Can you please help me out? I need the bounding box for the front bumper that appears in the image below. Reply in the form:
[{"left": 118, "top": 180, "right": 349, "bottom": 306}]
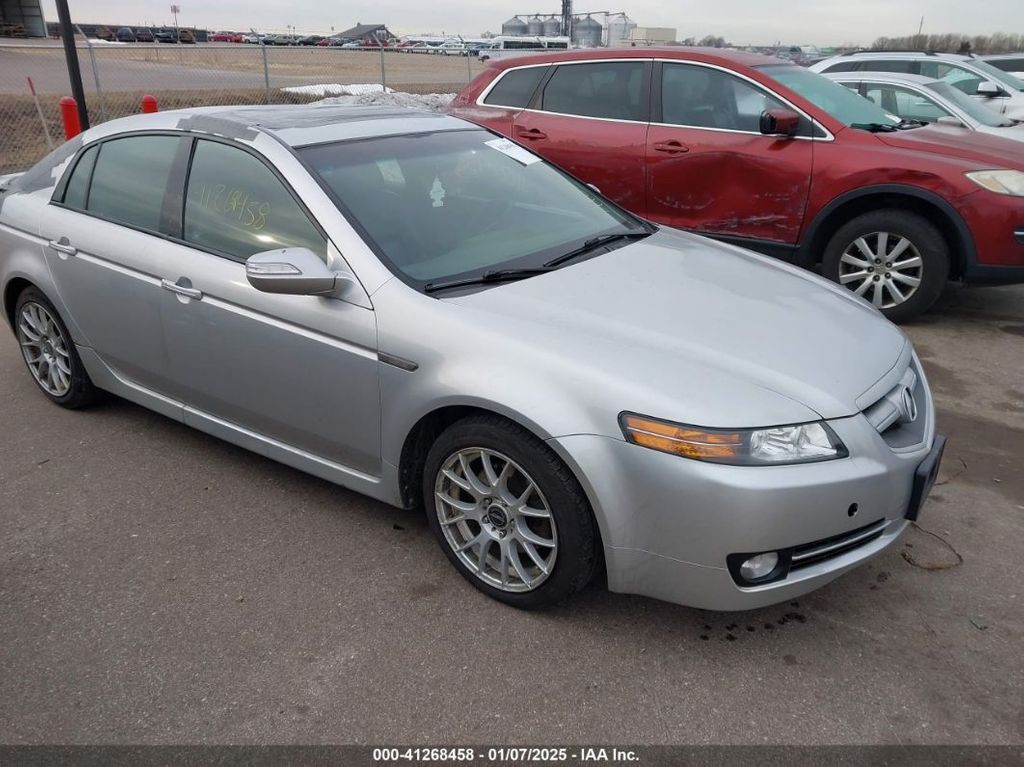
[{"left": 550, "top": 406, "right": 937, "bottom": 612}]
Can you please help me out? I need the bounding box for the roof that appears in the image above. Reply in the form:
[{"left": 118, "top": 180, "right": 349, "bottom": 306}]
[
  {"left": 336, "top": 23, "right": 390, "bottom": 39},
  {"left": 486, "top": 46, "right": 785, "bottom": 71},
  {"left": 80, "top": 104, "right": 477, "bottom": 148}
]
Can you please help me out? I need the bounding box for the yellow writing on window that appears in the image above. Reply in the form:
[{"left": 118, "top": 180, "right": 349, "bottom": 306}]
[{"left": 197, "top": 183, "right": 270, "bottom": 230}]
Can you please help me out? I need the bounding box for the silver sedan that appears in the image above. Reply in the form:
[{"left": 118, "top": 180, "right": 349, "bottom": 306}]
[{"left": 0, "top": 106, "right": 945, "bottom": 610}]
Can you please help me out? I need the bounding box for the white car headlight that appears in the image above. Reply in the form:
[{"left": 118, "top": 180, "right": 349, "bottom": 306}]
[
  {"left": 965, "top": 169, "right": 1024, "bottom": 196},
  {"left": 620, "top": 413, "right": 848, "bottom": 466}
]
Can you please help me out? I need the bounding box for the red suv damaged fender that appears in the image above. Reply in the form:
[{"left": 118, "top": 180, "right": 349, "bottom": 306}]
[{"left": 449, "top": 48, "right": 1024, "bottom": 321}]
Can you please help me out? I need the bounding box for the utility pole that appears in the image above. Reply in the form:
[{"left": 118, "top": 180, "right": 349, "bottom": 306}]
[
  {"left": 171, "top": 4, "right": 180, "bottom": 43},
  {"left": 54, "top": 0, "right": 89, "bottom": 130}
]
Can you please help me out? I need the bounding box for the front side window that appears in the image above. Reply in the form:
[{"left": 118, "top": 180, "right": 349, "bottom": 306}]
[
  {"left": 541, "top": 61, "right": 647, "bottom": 121},
  {"left": 862, "top": 84, "right": 949, "bottom": 123},
  {"left": 661, "top": 63, "right": 800, "bottom": 133},
  {"left": 86, "top": 135, "right": 183, "bottom": 232},
  {"left": 483, "top": 66, "right": 549, "bottom": 108},
  {"left": 300, "top": 130, "right": 645, "bottom": 286},
  {"left": 183, "top": 140, "right": 326, "bottom": 261}
]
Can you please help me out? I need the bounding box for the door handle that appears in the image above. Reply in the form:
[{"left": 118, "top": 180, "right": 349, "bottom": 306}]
[
  {"left": 516, "top": 127, "right": 547, "bottom": 140},
  {"left": 161, "top": 279, "right": 203, "bottom": 300},
  {"left": 47, "top": 238, "right": 77, "bottom": 256},
  {"left": 652, "top": 141, "right": 689, "bottom": 154}
]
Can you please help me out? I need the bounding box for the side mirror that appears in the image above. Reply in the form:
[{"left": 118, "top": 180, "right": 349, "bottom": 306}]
[
  {"left": 759, "top": 108, "right": 801, "bottom": 137},
  {"left": 977, "top": 81, "right": 1003, "bottom": 98},
  {"left": 936, "top": 115, "right": 966, "bottom": 128},
  {"left": 245, "top": 248, "right": 352, "bottom": 296}
]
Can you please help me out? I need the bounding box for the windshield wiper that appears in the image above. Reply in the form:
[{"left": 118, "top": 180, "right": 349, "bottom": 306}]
[
  {"left": 423, "top": 267, "right": 551, "bottom": 294},
  {"left": 896, "top": 118, "right": 927, "bottom": 129},
  {"left": 543, "top": 231, "right": 651, "bottom": 269},
  {"left": 850, "top": 122, "right": 900, "bottom": 133}
]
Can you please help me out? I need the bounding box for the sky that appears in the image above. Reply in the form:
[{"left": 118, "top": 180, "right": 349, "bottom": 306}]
[{"left": 43, "top": 0, "right": 1024, "bottom": 46}]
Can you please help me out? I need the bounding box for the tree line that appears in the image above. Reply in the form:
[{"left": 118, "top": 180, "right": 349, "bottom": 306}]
[{"left": 872, "top": 33, "right": 1024, "bottom": 54}]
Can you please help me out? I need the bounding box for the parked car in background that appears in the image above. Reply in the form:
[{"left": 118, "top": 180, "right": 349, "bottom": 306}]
[
  {"left": 135, "top": 27, "right": 155, "bottom": 43},
  {"left": 825, "top": 71, "right": 1024, "bottom": 142},
  {"left": 154, "top": 28, "right": 176, "bottom": 43},
  {"left": 478, "top": 36, "right": 570, "bottom": 62},
  {"left": 450, "top": 48, "right": 1024, "bottom": 320},
  {"left": 340, "top": 41, "right": 362, "bottom": 49},
  {"left": 0, "top": 105, "right": 943, "bottom": 612},
  {"left": 810, "top": 51, "right": 1024, "bottom": 121},
  {"left": 94, "top": 26, "right": 114, "bottom": 41},
  {"left": 266, "top": 34, "right": 297, "bottom": 46},
  {"left": 210, "top": 31, "right": 243, "bottom": 43},
  {"left": 115, "top": 27, "right": 136, "bottom": 43},
  {"left": 298, "top": 35, "right": 325, "bottom": 46},
  {"left": 434, "top": 41, "right": 468, "bottom": 56},
  {"left": 981, "top": 54, "right": 1024, "bottom": 79},
  {"left": 177, "top": 29, "right": 195, "bottom": 44}
]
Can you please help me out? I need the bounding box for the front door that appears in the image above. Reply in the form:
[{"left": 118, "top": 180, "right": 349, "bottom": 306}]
[
  {"left": 157, "top": 138, "right": 381, "bottom": 476},
  {"left": 646, "top": 61, "right": 815, "bottom": 246}
]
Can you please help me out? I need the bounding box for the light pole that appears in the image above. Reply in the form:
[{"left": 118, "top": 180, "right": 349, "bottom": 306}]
[{"left": 170, "top": 4, "right": 180, "bottom": 43}]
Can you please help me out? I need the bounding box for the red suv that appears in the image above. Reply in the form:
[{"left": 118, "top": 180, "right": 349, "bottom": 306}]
[{"left": 450, "top": 48, "right": 1024, "bottom": 321}]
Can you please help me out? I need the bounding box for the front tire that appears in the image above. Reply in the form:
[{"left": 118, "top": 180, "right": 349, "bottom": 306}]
[
  {"left": 822, "top": 210, "right": 949, "bottom": 323},
  {"left": 423, "top": 415, "right": 598, "bottom": 609},
  {"left": 14, "top": 287, "right": 100, "bottom": 409}
]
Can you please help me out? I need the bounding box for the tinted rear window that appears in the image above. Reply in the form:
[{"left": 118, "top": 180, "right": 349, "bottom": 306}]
[
  {"left": 87, "top": 135, "right": 182, "bottom": 232},
  {"left": 541, "top": 61, "right": 647, "bottom": 121},
  {"left": 483, "top": 66, "right": 549, "bottom": 108}
]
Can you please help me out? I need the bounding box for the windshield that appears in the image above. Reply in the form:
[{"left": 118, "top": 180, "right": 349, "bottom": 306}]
[
  {"left": 925, "top": 80, "right": 1016, "bottom": 127},
  {"left": 301, "top": 130, "right": 645, "bottom": 287},
  {"left": 758, "top": 64, "right": 901, "bottom": 128},
  {"left": 971, "top": 59, "right": 1024, "bottom": 92}
]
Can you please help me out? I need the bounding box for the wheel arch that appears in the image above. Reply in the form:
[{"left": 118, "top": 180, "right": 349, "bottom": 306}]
[
  {"left": 3, "top": 276, "right": 33, "bottom": 331},
  {"left": 799, "top": 185, "right": 975, "bottom": 279}
]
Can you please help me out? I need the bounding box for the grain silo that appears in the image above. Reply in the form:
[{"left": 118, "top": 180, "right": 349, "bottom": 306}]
[
  {"left": 501, "top": 16, "right": 528, "bottom": 36},
  {"left": 572, "top": 15, "right": 603, "bottom": 48},
  {"left": 542, "top": 16, "right": 562, "bottom": 37},
  {"left": 527, "top": 15, "right": 545, "bottom": 36}
]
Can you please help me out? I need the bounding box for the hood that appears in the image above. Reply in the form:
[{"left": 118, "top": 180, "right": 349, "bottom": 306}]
[
  {"left": 875, "top": 123, "right": 1024, "bottom": 168},
  {"left": 445, "top": 229, "right": 908, "bottom": 427}
]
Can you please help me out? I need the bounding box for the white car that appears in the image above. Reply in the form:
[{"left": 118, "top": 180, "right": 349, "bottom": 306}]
[
  {"left": 981, "top": 54, "right": 1024, "bottom": 80},
  {"left": 811, "top": 51, "right": 1024, "bottom": 121},
  {"left": 433, "top": 42, "right": 467, "bottom": 56},
  {"left": 824, "top": 71, "right": 1024, "bottom": 142}
]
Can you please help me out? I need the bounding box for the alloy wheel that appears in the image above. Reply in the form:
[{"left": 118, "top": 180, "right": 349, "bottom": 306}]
[
  {"left": 838, "top": 231, "right": 923, "bottom": 309},
  {"left": 17, "top": 301, "right": 73, "bottom": 397},
  {"left": 434, "top": 447, "right": 558, "bottom": 593}
]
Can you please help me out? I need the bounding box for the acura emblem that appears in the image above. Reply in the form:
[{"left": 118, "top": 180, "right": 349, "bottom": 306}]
[{"left": 899, "top": 386, "right": 918, "bottom": 424}]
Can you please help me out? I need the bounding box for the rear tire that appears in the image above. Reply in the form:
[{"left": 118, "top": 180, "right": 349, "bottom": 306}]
[
  {"left": 423, "top": 415, "right": 598, "bottom": 610},
  {"left": 822, "top": 209, "right": 949, "bottom": 323},
  {"left": 14, "top": 286, "right": 100, "bottom": 409}
]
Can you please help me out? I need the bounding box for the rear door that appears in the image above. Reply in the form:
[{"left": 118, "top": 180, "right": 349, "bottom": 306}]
[
  {"left": 645, "top": 61, "right": 815, "bottom": 246},
  {"left": 471, "top": 64, "right": 551, "bottom": 136},
  {"left": 40, "top": 133, "right": 188, "bottom": 397},
  {"left": 512, "top": 59, "right": 651, "bottom": 216}
]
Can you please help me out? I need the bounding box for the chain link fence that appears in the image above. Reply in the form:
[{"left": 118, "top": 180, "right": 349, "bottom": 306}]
[{"left": 0, "top": 42, "right": 485, "bottom": 173}]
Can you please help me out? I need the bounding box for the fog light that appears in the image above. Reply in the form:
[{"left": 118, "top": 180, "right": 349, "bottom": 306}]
[{"left": 739, "top": 552, "right": 779, "bottom": 581}]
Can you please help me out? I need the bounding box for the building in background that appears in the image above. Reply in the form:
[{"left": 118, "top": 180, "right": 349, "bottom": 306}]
[
  {"left": 629, "top": 26, "right": 676, "bottom": 45},
  {"left": 335, "top": 23, "right": 395, "bottom": 42},
  {"left": 1, "top": 0, "right": 46, "bottom": 37}
]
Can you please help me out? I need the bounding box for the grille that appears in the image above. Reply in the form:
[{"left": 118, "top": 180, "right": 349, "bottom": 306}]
[
  {"left": 861, "top": 357, "right": 928, "bottom": 449},
  {"left": 789, "top": 518, "right": 888, "bottom": 572}
]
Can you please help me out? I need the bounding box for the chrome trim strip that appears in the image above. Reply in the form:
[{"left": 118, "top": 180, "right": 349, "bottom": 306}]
[
  {"left": 476, "top": 57, "right": 834, "bottom": 141},
  {"left": 791, "top": 520, "right": 888, "bottom": 563}
]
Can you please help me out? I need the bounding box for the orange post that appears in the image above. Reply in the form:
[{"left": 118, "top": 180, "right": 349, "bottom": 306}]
[
  {"left": 141, "top": 94, "right": 158, "bottom": 113},
  {"left": 59, "top": 96, "right": 81, "bottom": 139}
]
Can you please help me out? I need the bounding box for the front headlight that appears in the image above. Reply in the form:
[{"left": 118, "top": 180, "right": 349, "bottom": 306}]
[
  {"left": 619, "top": 413, "right": 848, "bottom": 466},
  {"left": 965, "top": 169, "right": 1024, "bottom": 196}
]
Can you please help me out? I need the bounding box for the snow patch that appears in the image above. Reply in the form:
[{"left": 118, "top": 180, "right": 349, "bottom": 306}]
[
  {"left": 313, "top": 91, "right": 456, "bottom": 112},
  {"left": 282, "top": 83, "right": 394, "bottom": 97}
]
